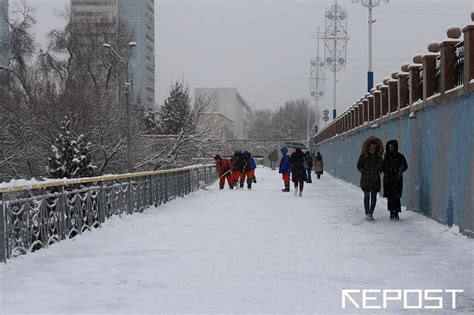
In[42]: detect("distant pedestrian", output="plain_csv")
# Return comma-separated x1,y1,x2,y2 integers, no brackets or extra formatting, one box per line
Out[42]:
382,140,408,220
279,147,292,192
214,155,234,190
240,151,255,190
357,136,384,220
290,148,307,197
269,149,279,170
314,152,324,179
249,155,257,184
304,151,313,183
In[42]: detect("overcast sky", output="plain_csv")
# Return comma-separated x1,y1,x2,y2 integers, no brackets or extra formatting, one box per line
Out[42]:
14,0,474,116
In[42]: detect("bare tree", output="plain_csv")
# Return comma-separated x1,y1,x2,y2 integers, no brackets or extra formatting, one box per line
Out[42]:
135,93,219,170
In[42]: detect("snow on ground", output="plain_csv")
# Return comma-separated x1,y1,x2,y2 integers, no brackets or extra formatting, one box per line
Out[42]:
1,167,473,314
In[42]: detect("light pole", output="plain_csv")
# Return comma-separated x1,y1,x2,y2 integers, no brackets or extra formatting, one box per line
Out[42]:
103,41,137,173
352,0,389,92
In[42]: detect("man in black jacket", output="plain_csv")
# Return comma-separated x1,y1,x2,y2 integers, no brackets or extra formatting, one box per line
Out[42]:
382,140,408,220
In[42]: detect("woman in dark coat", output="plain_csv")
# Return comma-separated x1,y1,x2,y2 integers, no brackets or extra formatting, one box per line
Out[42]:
383,140,408,220
314,152,324,179
357,136,384,220
290,148,307,197
304,151,313,183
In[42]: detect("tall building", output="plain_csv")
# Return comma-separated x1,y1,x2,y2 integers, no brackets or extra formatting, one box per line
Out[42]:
119,0,155,111
194,87,252,140
71,0,155,111
0,0,8,67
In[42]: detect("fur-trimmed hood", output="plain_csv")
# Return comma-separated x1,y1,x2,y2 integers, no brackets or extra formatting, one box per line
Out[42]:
361,136,384,156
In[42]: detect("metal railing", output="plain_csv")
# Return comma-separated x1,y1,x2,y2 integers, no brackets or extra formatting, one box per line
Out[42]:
0,164,216,262
455,42,464,87
435,56,441,94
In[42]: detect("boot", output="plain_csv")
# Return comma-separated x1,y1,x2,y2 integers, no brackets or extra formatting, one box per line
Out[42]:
219,184,224,190
298,191,303,197
390,211,394,220
240,180,244,189
253,177,257,183
247,181,252,190
394,212,399,220
282,184,290,192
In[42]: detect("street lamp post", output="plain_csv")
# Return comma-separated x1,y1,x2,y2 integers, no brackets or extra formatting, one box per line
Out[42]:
352,0,389,92
103,41,137,173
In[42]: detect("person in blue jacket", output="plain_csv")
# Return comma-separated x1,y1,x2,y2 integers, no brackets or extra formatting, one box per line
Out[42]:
279,147,292,192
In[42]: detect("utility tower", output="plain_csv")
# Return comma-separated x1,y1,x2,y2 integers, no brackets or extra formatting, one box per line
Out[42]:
309,27,326,136
323,0,349,120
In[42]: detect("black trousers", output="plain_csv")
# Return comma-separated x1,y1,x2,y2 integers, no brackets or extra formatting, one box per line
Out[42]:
364,191,377,215
387,195,401,212
306,169,312,182
294,180,305,192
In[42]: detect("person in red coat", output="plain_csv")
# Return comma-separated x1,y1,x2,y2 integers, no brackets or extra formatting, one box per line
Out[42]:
214,154,234,189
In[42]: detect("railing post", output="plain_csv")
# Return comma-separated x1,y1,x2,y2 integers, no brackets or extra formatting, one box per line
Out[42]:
357,102,363,126
398,72,409,109
127,179,133,214
463,23,474,92
351,108,355,130
388,76,399,113
362,99,369,123
409,64,422,105
440,37,460,94
422,54,438,100
368,95,375,121
373,90,381,119
58,187,67,239
98,183,106,224
0,193,6,263
380,85,389,116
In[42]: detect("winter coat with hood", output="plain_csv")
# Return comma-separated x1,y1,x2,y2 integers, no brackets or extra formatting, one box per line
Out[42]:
382,140,408,198
279,147,292,174
290,149,307,182
314,152,324,174
357,136,384,192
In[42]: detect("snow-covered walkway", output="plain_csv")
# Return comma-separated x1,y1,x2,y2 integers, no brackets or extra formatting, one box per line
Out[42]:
1,167,473,314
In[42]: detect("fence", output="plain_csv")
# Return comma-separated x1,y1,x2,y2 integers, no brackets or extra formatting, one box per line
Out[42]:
0,164,216,262
313,22,474,145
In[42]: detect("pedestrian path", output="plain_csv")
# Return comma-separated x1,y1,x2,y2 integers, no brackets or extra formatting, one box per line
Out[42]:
1,167,473,314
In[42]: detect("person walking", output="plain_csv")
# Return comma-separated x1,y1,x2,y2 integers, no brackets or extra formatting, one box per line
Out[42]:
382,140,408,220
214,154,234,189
357,136,384,220
304,151,313,183
314,152,324,179
290,148,307,197
279,147,292,192
269,149,278,170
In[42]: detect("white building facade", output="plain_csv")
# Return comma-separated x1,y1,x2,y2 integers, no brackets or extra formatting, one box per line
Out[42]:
194,87,252,140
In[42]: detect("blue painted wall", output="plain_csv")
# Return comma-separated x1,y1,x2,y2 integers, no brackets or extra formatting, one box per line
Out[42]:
314,92,474,235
